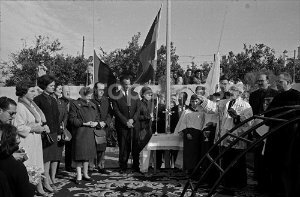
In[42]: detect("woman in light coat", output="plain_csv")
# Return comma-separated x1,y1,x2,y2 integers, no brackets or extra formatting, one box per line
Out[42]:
13,80,50,196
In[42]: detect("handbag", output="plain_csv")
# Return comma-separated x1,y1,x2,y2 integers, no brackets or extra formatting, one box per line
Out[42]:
94,129,107,145
61,122,72,142
41,132,54,149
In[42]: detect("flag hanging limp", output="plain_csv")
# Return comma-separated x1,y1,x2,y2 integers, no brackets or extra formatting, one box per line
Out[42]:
135,8,161,84
205,52,221,96
94,50,116,88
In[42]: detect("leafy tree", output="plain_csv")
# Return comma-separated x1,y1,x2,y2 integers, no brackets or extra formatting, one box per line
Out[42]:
5,35,88,86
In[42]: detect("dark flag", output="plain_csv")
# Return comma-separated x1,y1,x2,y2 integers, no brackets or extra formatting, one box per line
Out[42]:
135,8,161,84
94,50,116,89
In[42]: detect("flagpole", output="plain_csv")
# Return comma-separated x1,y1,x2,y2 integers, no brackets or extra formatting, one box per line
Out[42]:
92,0,95,85
165,0,171,134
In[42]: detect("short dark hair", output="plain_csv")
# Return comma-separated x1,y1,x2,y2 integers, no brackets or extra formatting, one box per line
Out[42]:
0,97,17,111
0,124,19,156
37,74,56,90
194,69,201,75
54,80,63,90
15,80,36,97
79,86,93,97
119,75,131,83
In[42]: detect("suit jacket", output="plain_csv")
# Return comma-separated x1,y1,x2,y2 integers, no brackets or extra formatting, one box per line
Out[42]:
91,96,112,127
112,89,140,129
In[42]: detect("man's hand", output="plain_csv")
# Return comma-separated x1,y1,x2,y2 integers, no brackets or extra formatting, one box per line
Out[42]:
126,121,133,128
187,133,193,140
57,135,62,141
12,152,27,161
83,121,92,127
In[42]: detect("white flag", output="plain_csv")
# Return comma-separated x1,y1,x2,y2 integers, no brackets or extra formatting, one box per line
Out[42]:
205,52,221,96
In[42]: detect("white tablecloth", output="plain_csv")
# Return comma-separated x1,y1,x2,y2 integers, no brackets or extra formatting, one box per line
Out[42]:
140,134,184,172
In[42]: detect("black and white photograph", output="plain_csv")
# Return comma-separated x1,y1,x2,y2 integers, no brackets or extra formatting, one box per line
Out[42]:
0,0,300,197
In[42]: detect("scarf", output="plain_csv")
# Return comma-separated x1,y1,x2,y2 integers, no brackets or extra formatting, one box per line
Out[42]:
18,97,46,123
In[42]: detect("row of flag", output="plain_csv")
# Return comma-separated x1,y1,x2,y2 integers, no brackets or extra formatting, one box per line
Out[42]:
93,6,220,96
93,8,161,88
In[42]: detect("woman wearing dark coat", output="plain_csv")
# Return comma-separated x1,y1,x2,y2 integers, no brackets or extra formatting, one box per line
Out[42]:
34,74,60,193
49,82,68,184
0,124,34,197
69,87,99,184
137,87,154,152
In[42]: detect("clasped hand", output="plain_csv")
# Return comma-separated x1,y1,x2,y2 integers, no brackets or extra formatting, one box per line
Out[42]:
126,119,134,128
84,121,98,127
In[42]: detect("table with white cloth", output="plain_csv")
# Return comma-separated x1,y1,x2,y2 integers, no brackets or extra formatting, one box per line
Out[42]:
139,133,184,173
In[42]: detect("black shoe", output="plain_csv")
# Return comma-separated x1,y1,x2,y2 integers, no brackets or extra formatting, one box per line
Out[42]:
82,176,93,181
65,167,75,172
97,168,109,174
132,168,143,175
75,179,82,185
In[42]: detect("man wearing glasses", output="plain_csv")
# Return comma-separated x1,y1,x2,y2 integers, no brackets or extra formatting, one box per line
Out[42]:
0,96,27,161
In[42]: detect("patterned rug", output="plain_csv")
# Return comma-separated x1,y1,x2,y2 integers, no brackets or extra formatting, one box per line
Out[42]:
41,148,266,197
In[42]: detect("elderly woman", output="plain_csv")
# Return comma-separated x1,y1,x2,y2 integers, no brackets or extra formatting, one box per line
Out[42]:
69,87,99,184
34,75,60,193
0,124,35,197
174,94,205,175
13,80,50,196
198,84,253,190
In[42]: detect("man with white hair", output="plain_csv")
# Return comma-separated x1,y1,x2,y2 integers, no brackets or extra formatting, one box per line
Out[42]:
198,83,253,192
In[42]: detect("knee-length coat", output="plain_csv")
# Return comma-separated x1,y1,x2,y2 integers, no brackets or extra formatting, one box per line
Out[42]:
68,98,99,161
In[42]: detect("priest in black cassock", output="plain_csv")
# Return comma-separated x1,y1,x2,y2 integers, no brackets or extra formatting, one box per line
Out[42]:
249,73,278,191
264,72,300,197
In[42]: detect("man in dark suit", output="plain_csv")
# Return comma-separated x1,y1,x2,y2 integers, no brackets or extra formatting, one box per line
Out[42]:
249,73,278,192
112,75,140,173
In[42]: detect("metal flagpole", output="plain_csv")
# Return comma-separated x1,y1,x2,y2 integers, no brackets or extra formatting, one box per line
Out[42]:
92,0,95,85
165,0,171,135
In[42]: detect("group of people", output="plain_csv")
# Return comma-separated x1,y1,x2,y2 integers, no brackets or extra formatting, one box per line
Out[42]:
173,72,300,197
0,70,299,197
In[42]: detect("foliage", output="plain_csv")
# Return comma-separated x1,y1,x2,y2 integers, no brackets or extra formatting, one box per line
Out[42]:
5,36,88,86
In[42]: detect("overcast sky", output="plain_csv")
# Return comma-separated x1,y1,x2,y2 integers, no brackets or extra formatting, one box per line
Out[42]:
0,0,299,68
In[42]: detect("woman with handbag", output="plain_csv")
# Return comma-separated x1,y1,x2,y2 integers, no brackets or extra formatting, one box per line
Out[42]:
49,82,69,184
13,80,50,196
69,87,99,184
34,75,60,193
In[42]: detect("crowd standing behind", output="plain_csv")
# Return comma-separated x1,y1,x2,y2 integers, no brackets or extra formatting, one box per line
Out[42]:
0,71,299,197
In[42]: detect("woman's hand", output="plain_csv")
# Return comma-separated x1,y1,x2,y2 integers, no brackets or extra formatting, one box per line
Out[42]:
43,125,50,133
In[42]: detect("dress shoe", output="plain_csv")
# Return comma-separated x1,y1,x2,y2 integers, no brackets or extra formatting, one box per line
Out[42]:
97,168,109,174
75,179,82,185
82,176,93,181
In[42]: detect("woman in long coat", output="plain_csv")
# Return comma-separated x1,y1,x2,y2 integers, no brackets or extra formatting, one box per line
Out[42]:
13,80,50,195
49,82,68,184
34,75,60,193
69,87,99,184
